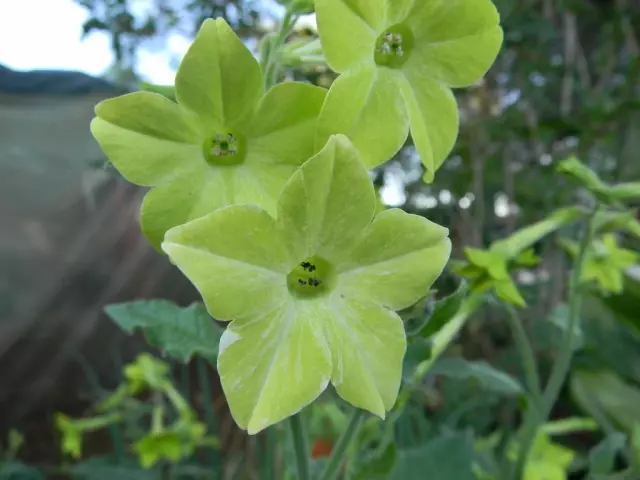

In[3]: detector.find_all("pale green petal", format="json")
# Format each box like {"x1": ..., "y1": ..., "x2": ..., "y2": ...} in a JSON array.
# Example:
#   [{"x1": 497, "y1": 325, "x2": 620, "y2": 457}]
[
  {"x1": 218, "y1": 301, "x2": 332, "y2": 434},
  {"x1": 141, "y1": 167, "x2": 228, "y2": 249},
  {"x1": 404, "y1": 0, "x2": 503, "y2": 87},
  {"x1": 323, "y1": 296, "x2": 406, "y2": 414},
  {"x1": 278, "y1": 135, "x2": 376, "y2": 263},
  {"x1": 161, "y1": 204, "x2": 291, "y2": 321},
  {"x1": 247, "y1": 82, "x2": 327, "y2": 166},
  {"x1": 315, "y1": 0, "x2": 378, "y2": 72},
  {"x1": 338, "y1": 208, "x2": 451, "y2": 311},
  {"x1": 316, "y1": 65, "x2": 409, "y2": 168},
  {"x1": 398, "y1": 73, "x2": 459, "y2": 182},
  {"x1": 175, "y1": 18, "x2": 263, "y2": 130},
  {"x1": 91, "y1": 92, "x2": 203, "y2": 186}
]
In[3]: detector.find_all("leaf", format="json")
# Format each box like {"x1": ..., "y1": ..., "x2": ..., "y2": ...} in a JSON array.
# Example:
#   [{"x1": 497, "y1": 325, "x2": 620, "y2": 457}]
[
  {"x1": 431, "y1": 357, "x2": 524, "y2": 396},
  {"x1": 104, "y1": 301, "x2": 223, "y2": 363},
  {"x1": 72, "y1": 457, "x2": 162, "y2": 480},
  {"x1": 588, "y1": 432, "x2": 627, "y2": 475},
  {"x1": 0, "y1": 462, "x2": 45, "y2": 480},
  {"x1": 608, "y1": 183, "x2": 640, "y2": 201},
  {"x1": 420, "y1": 281, "x2": 469, "y2": 338},
  {"x1": 388, "y1": 432, "x2": 475, "y2": 480},
  {"x1": 353, "y1": 442, "x2": 397, "y2": 480},
  {"x1": 557, "y1": 156, "x2": 608, "y2": 195}
]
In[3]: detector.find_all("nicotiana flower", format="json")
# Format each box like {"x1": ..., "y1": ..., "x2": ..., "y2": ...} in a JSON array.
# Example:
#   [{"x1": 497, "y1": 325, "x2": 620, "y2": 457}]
[
  {"x1": 162, "y1": 135, "x2": 451, "y2": 434},
  {"x1": 562, "y1": 234, "x2": 639, "y2": 294},
  {"x1": 315, "y1": 0, "x2": 503, "y2": 181},
  {"x1": 91, "y1": 18, "x2": 327, "y2": 248}
]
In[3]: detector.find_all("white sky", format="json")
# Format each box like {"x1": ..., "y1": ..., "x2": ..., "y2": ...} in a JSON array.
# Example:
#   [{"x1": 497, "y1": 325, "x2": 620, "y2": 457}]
[{"x1": 0, "y1": 0, "x2": 207, "y2": 84}]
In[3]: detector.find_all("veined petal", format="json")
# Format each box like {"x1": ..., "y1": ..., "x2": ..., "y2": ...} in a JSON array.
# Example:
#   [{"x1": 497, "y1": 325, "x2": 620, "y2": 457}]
[
  {"x1": 316, "y1": 65, "x2": 409, "y2": 169},
  {"x1": 247, "y1": 82, "x2": 327, "y2": 166},
  {"x1": 404, "y1": 0, "x2": 503, "y2": 87},
  {"x1": 338, "y1": 209, "x2": 451, "y2": 311},
  {"x1": 175, "y1": 18, "x2": 263, "y2": 131},
  {"x1": 315, "y1": 0, "x2": 378, "y2": 72},
  {"x1": 141, "y1": 167, "x2": 230, "y2": 249},
  {"x1": 161, "y1": 204, "x2": 290, "y2": 320},
  {"x1": 398, "y1": 73, "x2": 459, "y2": 182},
  {"x1": 218, "y1": 301, "x2": 332, "y2": 434},
  {"x1": 277, "y1": 135, "x2": 376, "y2": 263},
  {"x1": 91, "y1": 92, "x2": 203, "y2": 186},
  {"x1": 323, "y1": 296, "x2": 406, "y2": 415}
]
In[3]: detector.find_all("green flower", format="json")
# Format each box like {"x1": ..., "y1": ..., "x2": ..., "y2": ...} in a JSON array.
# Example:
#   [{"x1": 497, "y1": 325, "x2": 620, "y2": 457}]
[
  {"x1": 455, "y1": 247, "x2": 527, "y2": 307},
  {"x1": 162, "y1": 135, "x2": 451, "y2": 434},
  {"x1": 91, "y1": 18, "x2": 327, "y2": 248},
  {"x1": 315, "y1": 0, "x2": 503, "y2": 181},
  {"x1": 563, "y1": 234, "x2": 639, "y2": 294},
  {"x1": 133, "y1": 420, "x2": 206, "y2": 468}
]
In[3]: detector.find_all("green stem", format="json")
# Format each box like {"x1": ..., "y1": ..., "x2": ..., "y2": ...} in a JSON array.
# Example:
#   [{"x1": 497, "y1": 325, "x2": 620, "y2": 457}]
[
  {"x1": 504, "y1": 305, "x2": 542, "y2": 408},
  {"x1": 320, "y1": 409, "x2": 364, "y2": 480},
  {"x1": 263, "y1": 10, "x2": 297, "y2": 90},
  {"x1": 289, "y1": 413, "x2": 310, "y2": 480},
  {"x1": 512, "y1": 206, "x2": 599, "y2": 479}
]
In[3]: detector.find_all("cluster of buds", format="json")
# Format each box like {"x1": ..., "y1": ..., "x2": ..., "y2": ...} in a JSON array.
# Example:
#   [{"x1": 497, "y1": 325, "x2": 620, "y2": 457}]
[{"x1": 211, "y1": 133, "x2": 238, "y2": 157}]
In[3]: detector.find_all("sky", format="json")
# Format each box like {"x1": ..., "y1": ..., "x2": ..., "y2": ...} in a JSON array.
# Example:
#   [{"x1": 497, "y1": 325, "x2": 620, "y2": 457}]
[{"x1": 0, "y1": 0, "x2": 195, "y2": 84}]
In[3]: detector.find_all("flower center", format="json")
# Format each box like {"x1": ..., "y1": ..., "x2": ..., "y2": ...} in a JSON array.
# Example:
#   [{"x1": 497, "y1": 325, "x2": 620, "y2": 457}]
[
  {"x1": 203, "y1": 130, "x2": 246, "y2": 166},
  {"x1": 374, "y1": 24, "x2": 414, "y2": 69},
  {"x1": 287, "y1": 256, "x2": 336, "y2": 299}
]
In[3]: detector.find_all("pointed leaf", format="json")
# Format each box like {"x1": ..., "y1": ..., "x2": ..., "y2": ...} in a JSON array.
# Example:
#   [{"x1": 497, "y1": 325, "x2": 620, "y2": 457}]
[{"x1": 104, "y1": 300, "x2": 223, "y2": 362}]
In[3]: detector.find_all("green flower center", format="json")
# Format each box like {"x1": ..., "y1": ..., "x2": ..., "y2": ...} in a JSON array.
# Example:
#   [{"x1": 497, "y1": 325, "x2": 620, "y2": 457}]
[
  {"x1": 374, "y1": 24, "x2": 414, "y2": 69},
  {"x1": 287, "y1": 256, "x2": 336, "y2": 299},
  {"x1": 203, "y1": 131, "x2": 246, "y2": 166}
]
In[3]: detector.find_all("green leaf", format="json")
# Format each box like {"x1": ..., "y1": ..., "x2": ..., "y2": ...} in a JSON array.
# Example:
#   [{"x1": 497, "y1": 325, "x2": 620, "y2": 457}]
[
  {"x1": 420, "y1": 281, "x2": 469, "y2": 338},
  {"x1": 589, "y1": 432, "x2": 627, "y2": 475},
  {"x1": 541, "y1": 417, "x2": 598, "y2": 436},
  {"x1": 557, "y1": 156, "x2": 609, "y2": 195},
  {"x1": 140, "y1": 82, "x2": 175, "y2": 101},
  {"x1": 491, "y1": 207, "x2": 583, "y2": 260},
  {"x1": 388, "y1": 432, "x2": 475, "y2": 480},
  {"x1": 175, "y1": 18, "x2": 262, "y2": 130},
  {"x1": 104, "y1": 301, "x2": 223, "y2": 363},
  {"x1": 0, "y1": 462, "x2": 45, "y2": 480},
  {"x1": 571, "y1": 370, "x2": 640, "y2": 434},
  {"x1": 353, "y1": 442, "x2": 397, "y2": 479},
  {"x1": 72, "y1": 457, "x2": 162, "y2": 480},
  {"x1": 609, "y1": 183, "x2": 640, "y2": 201},
  {"x1": 316, "y1": 65, "x2": 410, "y2": 169},
  {"x1": 431, "y1": 357, "x2": 524, "y2": 396}
]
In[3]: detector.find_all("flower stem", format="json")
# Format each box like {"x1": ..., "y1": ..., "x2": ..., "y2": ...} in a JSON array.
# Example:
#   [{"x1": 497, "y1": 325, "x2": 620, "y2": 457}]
[
  {"x1": 512, "y1": 206, "x2": 598, "y2": 478},
  {"x1": 504, "y1": 305, "x2": 542, "y2": 408},
  {"x1": 320, "y1": 409, "x2": 364, "y2": 480},
  {"x1": 289, "y1": 413, "x2": 310, "y2": 480},
  {"x1": 263, "y1": 10, "x2": 297, "y2": 90}
]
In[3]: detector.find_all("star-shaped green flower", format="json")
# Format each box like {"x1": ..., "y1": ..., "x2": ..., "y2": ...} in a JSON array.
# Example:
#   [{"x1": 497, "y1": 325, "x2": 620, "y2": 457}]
[
  {"x1": 454, "y1": 247, "x2": 529, "y2": 307},
  {"x1": 314, "y1": 0, "x2": 503, "y2": 181},
  {"x1": 91, "y1": 18, "x2": 327, "y2": 248},
  {"x1": 162, "y1": 135, "x2": 451, "y2": 434},
  {"x1": 563, "y1": 234, "x2": 639, "y2": 294}
]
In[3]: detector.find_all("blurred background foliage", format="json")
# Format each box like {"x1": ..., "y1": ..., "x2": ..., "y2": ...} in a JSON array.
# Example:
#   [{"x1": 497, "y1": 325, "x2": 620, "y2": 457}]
[{"x1": 0, "y1": 0, "x2": 639, "y2": 478}]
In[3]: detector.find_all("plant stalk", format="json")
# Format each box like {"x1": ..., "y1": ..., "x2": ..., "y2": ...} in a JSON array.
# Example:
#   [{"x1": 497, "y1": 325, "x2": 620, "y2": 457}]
[
  {"x1": 512, "y1": 206, "x2": 598, "y2": 478},
  {"x1": 289, "y1": 413, "x2": 311, "y2": 480},
  {"x1": 320, "y1": 409, "x2": 364, "y2": 480},
  {"x1": 263, "y1": 10, "x2": 297, "y2": 90},
  {"x1": 504, "y1": 305, "x2": 542, "y2": 408}
]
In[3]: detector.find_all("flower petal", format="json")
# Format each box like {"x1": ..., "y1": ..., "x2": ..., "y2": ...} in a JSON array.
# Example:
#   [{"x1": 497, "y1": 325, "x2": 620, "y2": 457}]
[
  {"x1": 277, "y1": 135, "x2": 376, "y2": 263},
  {"x1": 398, "y1": 73, "x2": 459, "y2": 182},
  {"x1": 316, "y1": 65, "x2": 410, "y2": 169},
  {"x1": 247, "y1": 82, "x2": 327, "y2": 166},
  {"x1": 162, "y1": 204, "x2": 290, "y2": 320},
  {"x1": 404, "y1": 0, "x2": 503, "y2": 87},
  {"x1": 315, "y1": 0, "x2": 378, "y2": 72},
  {"x1": 338, "y1": 208, "x2": 451, "y2": 311},
  {"x1": 218, "y1": 301, "x2": 332, "y2": 434},
  {"x1": 175, "y1": 18, "x2": 263, "y2": 130},
  {"x1": 323, "y1": 296, "x2": 406, "y2": 414},
  {"x1": 91, "y1": 91, "x2": 203, "y2": 186}
]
